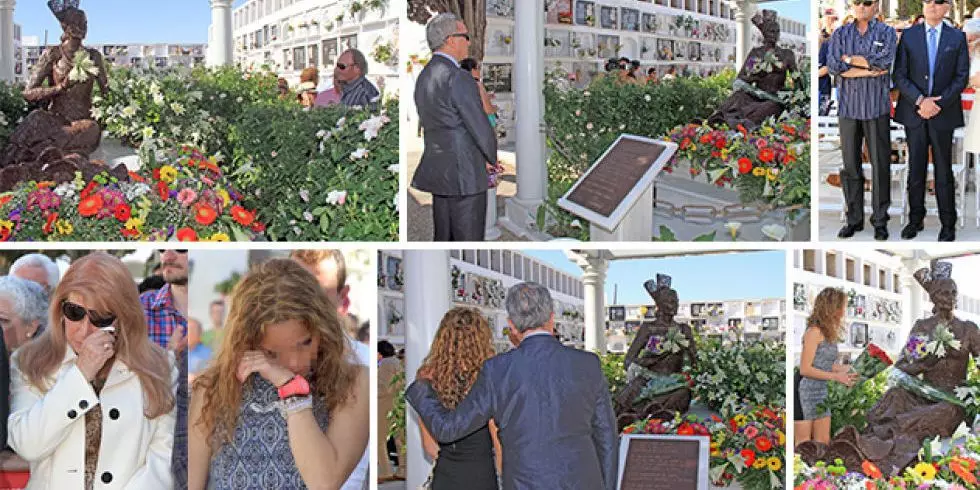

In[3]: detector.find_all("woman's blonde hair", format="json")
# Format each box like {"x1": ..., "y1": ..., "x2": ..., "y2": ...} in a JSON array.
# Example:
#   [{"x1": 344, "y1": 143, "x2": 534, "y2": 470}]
[
  {"x1": 15, "y1": 252, "x2": 174, "y2": 418},
  {"x1": 806, "y1": 287, "x2": 847, "y2": 343},
  {"x1": 418, "y1": 307, "x2": 495, "y2": 409},
  {"x1": 194, "y1": 258, "x2": 359, "y2": 445}
]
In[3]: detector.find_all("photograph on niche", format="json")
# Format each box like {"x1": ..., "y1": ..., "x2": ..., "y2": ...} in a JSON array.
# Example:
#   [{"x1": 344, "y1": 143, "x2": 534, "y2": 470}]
[{"x1": 404, "y1": 0, "x2": 810, "y2": 242}]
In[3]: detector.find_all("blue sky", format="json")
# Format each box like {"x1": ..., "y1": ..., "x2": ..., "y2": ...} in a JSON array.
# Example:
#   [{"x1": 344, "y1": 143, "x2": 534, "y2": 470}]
[
  {"x1": 15, "y1": 0, "x2": 808, "y2": 44},
  {"x1": 522, "y1": 250, "x2": 786, "y2": 304},
  {"x1": 15, "y1": 1, "x2": 211, "y2": 44}
]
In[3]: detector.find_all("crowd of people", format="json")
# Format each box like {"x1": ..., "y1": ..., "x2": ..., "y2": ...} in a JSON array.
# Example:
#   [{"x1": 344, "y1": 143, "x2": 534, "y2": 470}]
[
  {"x1": 818, "y1": 1, "x2": 980, "y2": 242},
  {"x1": 277, "y1": 48, "x2": 382, "y2": 111}
]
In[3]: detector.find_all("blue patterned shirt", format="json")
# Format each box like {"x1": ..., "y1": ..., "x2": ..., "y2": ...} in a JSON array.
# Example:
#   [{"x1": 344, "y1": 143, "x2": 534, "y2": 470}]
[{"x1": 827, "y1": 19, "x2": 898, "y2": 120}]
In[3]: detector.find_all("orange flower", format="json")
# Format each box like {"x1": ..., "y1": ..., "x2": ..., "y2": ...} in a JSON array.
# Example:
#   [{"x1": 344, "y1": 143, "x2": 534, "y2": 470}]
[
  {"x1": 43, "y1": 212, "x2": 58, "y2": 235},
  {"x1": 157, "y1": 181, "x2": 170, "y2": 201},
  {"x1": 677, "y1": 423, "x2": 695, "y2": 436},
  {"x1": 754, "y1": 436, "x2": 772, "y2": 452},
  {"x1": 681, "y1": 137, "x2": 692, "y2": 149},
  {"x1": 862, "y1": 460, "x2": 883, "y2": 479},
  {"x1": 230, "y1": 205, "x2": 254, "y2": 226},
  {"x1": 950, "y1": 457, "x2": 978, "y2": 484},
  {"x1": 121, "y1": 227, "x2": 140, "y2": 239},
  {"x1": 176, "y1": 227, "x2": 198, "y2": 242},
  {"x1": 114, "y1": 204, "x2": 132, "y2": 222},
  {"x1": 622, "y1": 426, "x2": 635, "y2": 434},
  {"x1": 128, "y1": 171, "x2": 146, "y2": 183},
  {"x1": 0, "y1": 194, "x2": 12, "y2": 207},
  {"x1": 194, "y1": 204, "x2": 218, "y2": 226},
  {"x1": 80, "y1": 181, "x2": 97, "y2": 199},
  {"x1": 78, "y1": 194, "x2": 103, "y2": 217},
  {"x1": 740, "y1": 449, "x2": 756, "y2": 466},
  {"x1": 759, "y1": 147, "x2": 776, "y2": 163},
  {"x1": 738, "y1": 157, "x2": 753, "y2": 174}
]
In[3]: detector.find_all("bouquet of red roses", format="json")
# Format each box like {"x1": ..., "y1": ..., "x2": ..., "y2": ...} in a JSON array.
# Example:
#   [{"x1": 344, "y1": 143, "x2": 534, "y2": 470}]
[{"x1": 851, "y1": 343, "x2": 893, "y2": 383}]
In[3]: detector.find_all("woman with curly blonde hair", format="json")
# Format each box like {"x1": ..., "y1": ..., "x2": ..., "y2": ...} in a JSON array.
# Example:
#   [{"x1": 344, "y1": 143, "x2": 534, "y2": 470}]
[
  {"x1": 188, "y1": 258, "x2": 369, "y2": 490},
  {"x1": 8, "y1": 252, "x2": 177, "y2": 489},
  {"x1": 795, "y1": 287, "x2": 857, "y2": 447},
  {"x1": 417, "y1": 307, "x2": 501, "y2": 490}
]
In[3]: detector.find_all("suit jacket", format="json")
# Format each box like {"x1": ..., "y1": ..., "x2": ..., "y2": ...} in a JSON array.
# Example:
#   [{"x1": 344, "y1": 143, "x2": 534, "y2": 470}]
[
  {"x1": 412, "y1": 53, "x2": 497, "y2": 197},
  {"x1": 8, "y1": 349, "x2": 177, "y2": 490},
  {"x1": 893, "y1": 22, "x2": 970, "y2": 131},
  {"x1": 407, "y1": 334, "x2": 618, "y2": 490}
]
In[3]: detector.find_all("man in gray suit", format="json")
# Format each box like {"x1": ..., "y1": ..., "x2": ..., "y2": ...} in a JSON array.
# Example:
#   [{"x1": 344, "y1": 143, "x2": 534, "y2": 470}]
[
  {"x1": 411, "y1": 13, "x2": 498, "y2": 241},
  {"x1": 407, "y1": 282, "x2": 619, "y2": 490}
]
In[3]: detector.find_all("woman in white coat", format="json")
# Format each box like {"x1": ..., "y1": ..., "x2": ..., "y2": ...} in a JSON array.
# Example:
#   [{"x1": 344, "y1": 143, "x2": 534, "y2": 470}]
[{"x1": 7, "y1": 252, "x2": 177, "y2": 490}]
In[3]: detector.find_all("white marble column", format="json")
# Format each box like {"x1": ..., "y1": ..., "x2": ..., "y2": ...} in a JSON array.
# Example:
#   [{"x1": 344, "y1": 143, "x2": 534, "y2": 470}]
[
  {"x1": 582, "y1": 257, "x2": 608, "y2": 354},
  {"x1": 0, "y1": 0, "x2": 14, "y2": 82},
  {"x1": 514, "y1": 0, "x2": 546, "y2": 207},
  {"x1": 404, "y1": 250, "x2": 452, "y2": 490},
  {"x1": 900, "y1": 256, "x2": 926, "y2": 348},
  {"x1": 733, "y1": 0, "x2": 755, "y2": 69},
  {"x1": 209, "y1": 0, "x2": 234, "y2": 67}
]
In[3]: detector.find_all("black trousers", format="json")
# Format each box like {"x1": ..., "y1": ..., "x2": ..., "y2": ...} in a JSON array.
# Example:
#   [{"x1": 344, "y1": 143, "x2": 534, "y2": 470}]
[
  {"x1": 839, "y1": 115, "x2": 892, "y2": 227},
  {"x1": 906, "y1": 121, "x2": 957, "y2": 229},
  {"x1": 432, "y1": 192, "x2": 487, "y2": 241}
]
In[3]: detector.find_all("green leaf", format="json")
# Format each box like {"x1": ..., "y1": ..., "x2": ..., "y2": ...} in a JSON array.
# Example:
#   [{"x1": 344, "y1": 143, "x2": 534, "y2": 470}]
[
  {"x1": 657, "y1": 225, "x2": 676, "y2": 241},
  {"x1": 693, "y1": 231, "x2": 716, "y2": 242}
]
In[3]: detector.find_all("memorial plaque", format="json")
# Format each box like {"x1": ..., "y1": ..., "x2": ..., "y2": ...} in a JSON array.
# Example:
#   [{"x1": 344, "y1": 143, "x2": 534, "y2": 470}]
[
  {"x1": 558, "y1": 135, "x2": 676, "y2": 232},
  {"x1": 618, "y1": 435, "x2": 709, "y2": 490}
]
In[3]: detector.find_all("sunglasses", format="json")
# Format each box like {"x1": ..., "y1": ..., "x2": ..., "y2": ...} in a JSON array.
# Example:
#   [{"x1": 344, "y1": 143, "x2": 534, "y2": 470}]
[
  {"x1": 336, "y1": 62, "x2": 348, "y2": 70},
  {"x1": 851, "y1": 0, "x2": 876, "y2": 6},
  {"x1": 923, "y1": 0, "x2": 948, "y2": 4},
  {"x1": 449, "y1": 32, "x2": 471, "y2": 41},
  {"x1": 62, "y1": 301, "x2": 116, "y2": 329},
  {"x1": 159, "y1": 250, "x2": 188, "y2": 254}
]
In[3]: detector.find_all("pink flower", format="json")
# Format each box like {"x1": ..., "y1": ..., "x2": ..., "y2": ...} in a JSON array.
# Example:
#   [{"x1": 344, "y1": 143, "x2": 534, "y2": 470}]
[
  {"x1": 743, "y1": 425, "x2": 759, "y2": 439},
  {"x1": 177, "y1": 188, "x2": 198, "y2": 206}
]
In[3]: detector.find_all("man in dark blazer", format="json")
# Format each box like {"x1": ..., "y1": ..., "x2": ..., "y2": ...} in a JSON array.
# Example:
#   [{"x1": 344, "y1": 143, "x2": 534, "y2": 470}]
[
  {"x1": 406, "y1": 282, "x2": 618, "y2": 490},
  {"x1": 893, "y1": 0, "x2": 970, "y2": 241},
  {"x1": 411, "y1": 12, "x2": 498, "y2": 241}
]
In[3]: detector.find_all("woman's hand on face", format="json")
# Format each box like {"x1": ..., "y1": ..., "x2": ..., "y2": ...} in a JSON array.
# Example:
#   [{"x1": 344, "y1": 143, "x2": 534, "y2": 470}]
[
  {"x1": 76, "y1": 329, "x2": 115, "y2": 381},
  {"x1": 236, "y1": 351, "x2": 294, "y2": 387}
]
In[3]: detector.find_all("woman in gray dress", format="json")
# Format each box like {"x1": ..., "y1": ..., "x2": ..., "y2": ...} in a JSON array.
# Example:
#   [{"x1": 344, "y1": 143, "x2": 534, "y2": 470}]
[{"x1": 795, "y1": 287, "x2": 858, "y2": 446}]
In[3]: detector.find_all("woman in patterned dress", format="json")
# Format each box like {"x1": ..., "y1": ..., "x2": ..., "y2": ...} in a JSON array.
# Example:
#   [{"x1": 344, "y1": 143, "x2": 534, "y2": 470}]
[{"x1": 188, "y1": 258, "x2": 369, "y2": 490}]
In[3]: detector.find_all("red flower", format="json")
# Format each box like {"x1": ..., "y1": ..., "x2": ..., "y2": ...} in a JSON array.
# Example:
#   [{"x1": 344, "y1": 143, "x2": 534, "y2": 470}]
[
  {"x1": 862, "y1": 460, "x2": 883, "y2": 479},
  {"x1": 250, "y1": 221, "x2": 266, "y2": 233},
  {"x1": 80, "y1": 181, "x2": 97, "y2": 199},
  {"x1": 759, "y1": 147, "x2": 776, "y2": 163},
  {"x1": 738, "y1": 157, "x2": 753, "y2": 174},
  {"x1": 230, "y1": 205, "x2": 254, "y2": 226},
  {"x1": 194, "y1": 204, "x2": 218, "y2": 225},
  {"x1": 781, "y1": 152, "x2": 796, "y2": 165},
  {"x1": 714, "y1": 138, "x2": 726, "y2": 149},
  {"x1": 680, "y1": 137, "x2": 692, "y2": 149},
  {"x1": 152, "y1": 168, "x2": 162, "y2": 181},
  {"x1": 121, "y1": 228, "x2": 140, "y2": 239},
  {"x1": 677, "y1": 423, "x2": 695, "y2": 436},
  {"x1": 176, "y1": 227, "x2": 198, "y2": 241},
  {"x1": 740, "y1": 449, "x2": 756, "y2": 466},
  {"x1": 157, "y1": 181, "x2": 170, "y2": 201},
  {"x1": 128, "y1": 171, "x2": 145, "y2": 183},
  {"x1": 711, "y1": 150, "x2": 721, "y2": 159},
  {"x1": 761, "y1": 408, "x2": 778, "y2": 421},
  {"x1": 0, "y1": 195, "x2": 12, "y2": 207},
  {"x1": 623, "y1": 426, "x2": 636, "y2": 434},
  {"x1": 699, "y1": 134, "x2": 712, "y2": 144},
  {"x1": 43, "y1": 212, "x2": 58, "y2": 234},
  {"x1": 78, "y1": 194, "x2": 103, "y2": 217},
  {"x1": 0, "y1": 227, "x2": 9, "y2": 241},
  {"x1": 755, "y1": 436, "x2": 772, "y2": 452},
  {"x1": 782, "y1": 124, "x2": 796, "y2": 135},
  {"x1": 114, "y1": 204, "x2": 132, "y2": 222}
]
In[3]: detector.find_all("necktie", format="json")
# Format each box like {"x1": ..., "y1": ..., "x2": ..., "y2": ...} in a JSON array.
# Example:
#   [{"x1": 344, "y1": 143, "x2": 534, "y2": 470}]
[{"x1": 928, "y1": 27, "x2": 938, "y2": 95}]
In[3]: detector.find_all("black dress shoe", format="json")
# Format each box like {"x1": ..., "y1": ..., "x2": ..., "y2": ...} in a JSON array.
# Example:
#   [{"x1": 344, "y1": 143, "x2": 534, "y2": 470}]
[
  {"x1": 939, "y1": 228, "x2": 956, "y2": 242},
  {"x1": 901, "y1": 222, "x2": 924, "y2": 240},
  {"x1": 838, "y1": 224, "x2": 863, "y2": 238},
  {"x1": 874, "y1": 226, "x2": 889, "y2": 241}
]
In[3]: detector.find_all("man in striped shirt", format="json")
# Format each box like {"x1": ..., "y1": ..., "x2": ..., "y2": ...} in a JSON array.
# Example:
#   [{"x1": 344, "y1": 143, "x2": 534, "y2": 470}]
[
  {"x1": 335, "y1": 48, "x2": 380, "y2": 110},
  {"x1": 827, "y1": 0, "x2": 898, "y2": 240}
]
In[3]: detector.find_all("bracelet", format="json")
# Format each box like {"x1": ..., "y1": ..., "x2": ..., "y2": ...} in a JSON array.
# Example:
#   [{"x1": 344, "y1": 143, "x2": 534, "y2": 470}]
[{"x1": 279, "y1": 395, "x2": 313, "y2": 417}]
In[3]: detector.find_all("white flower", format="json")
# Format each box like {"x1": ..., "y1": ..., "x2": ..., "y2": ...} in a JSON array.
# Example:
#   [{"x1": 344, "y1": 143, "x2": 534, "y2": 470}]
[
  {"x1": 236, "y1": 96, "x2": 243, "y2": 103},
  {"x1": 170, "y1": 103, "x2": 185, "y2": 115},
  {"x1": 618, "y1": 124, "x2": 626, "y2": 130},
  {"x1": 89, "y1": 107, "x2": 103, "y2": 120},
  {"x1": 761, "y1": 224, "x2": 787, "y2": 241},
  {"x1": 326, "y1": 190, "x2": 348, "y2": 205},
  {"x1": 303, "y1": 211, "x2": 314, "y2": 222},
  {"x1": 393, "y1": 195, "x2": 399, "y2": 211},
  {"x1": 293, "y1": 226, "x2": 302, "y2": 235},
  {"x1": 725, "y1": 221, "x2": 741, "y2": 240},
  {"x1": 575, "y1": 110, "x2": 581, "y2": 116},
  {"x1": 271, "y1": 151, "x2": 278, "y2": 158},
  {"x1": 336, "y1": 117, "x2": 347, "y2": 128},
  {"x1": 359, "y1": 114, "x2": 389, "y2": 141},
  {"x1": 122, "y1": 105, "x2": 137, "y2": 118},
  {"x1": 387, "y1": 164, "x2": 399, "y2": 173},
  {"x1": 570, "y1": 219, "x2": 582, "y2": 229},
  {"x1": 142, "y1": 127, "x2": 155, "y2": 140},
  {"x1": 153, "y1": 92, "x2": 165, "y2": 106},
  {"x1": 586, "y1": 122, "x2": 593, "y2": 130},
  {"x1": 219, "y1": 93, "x2": 227, "y2": 99},
  {"x1": 350, "y1": 148, "x2": 369, "y2": 160},
  {"x1": 289, "y1": 219, "x2": 296, "y2": 225},
  {"x1": 583, "y1": 90, "x2": 591, "y2": 96},
  {"x1": 644, "y1": 94, "x2": 651, "y2": 102},
  {"x1": 316, "y1": 129, "x2": 327, "y2": 138},
  {"x1": 299, "y1": 189, "x2": 310, "y2": 202}
]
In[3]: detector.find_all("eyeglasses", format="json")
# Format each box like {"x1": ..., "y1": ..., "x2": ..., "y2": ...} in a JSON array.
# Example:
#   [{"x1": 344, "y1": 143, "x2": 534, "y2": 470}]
[
  {"x1": 449, "y1": 32, "x2": 471, "y2": 41},
  {"x1": 336, "y1": 62, "x2": 348, "y2": 70},
  {"x1": 923, "y1": 0, "x2": 947, "y2": 4},
  {"x1": 62, "y1": 301, "x2": 116, "y2": 329},
  {"x1": 159, "y1": 250, "x2": 188, "y2": 255},
  {"x1": 851, "y1": 0, "x2": 876, "y2": 6}
]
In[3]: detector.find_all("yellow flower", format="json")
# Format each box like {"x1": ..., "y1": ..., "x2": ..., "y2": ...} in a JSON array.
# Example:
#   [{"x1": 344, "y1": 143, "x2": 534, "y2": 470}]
[
  {"x1": 752, "y1": 167, "x2": 766, "y2": 177},
  {"x1": 776, "y1": 430, "x2": 785, "y2": 446},
  {"x1": 0, "y1": 219, "x2": 13, "y2": 231},
  {"x1": 159, "y1": 165, "x2": 178, "y2": 183},
  {"x1": 733, "y1": 414, "x2": 748, "y2": 427},
  {"x1": 913, "y1": 462, "x2": 937, "y2": 481},
  {"x1": 218, "y1": 189, "x2": 231, "y2": 207},
  {"x1": 752, "y1": 458, "x2": 767, "y2": 470},
  {"x1": 690, "y1": 144, "x2": 697, "y2": 152},
  {"x1": 767, "y1": 457, "x2": 782, "y2": 471},
  {"x1": 208, "y1": 232, "x2": 230, "y2": 242},
  {"x1": 710, "y1": 442, "x2": 720, "y2": 456},
  {"x1": 125, "y1": 217, "x2": 143, "y2": 230},
  {"x1": 56, "y1": 219, "x2": 73, "y2": 235},
  {"x1": 767, "y1": 168, "x2": 778, "y2": 181},
  {"x1": 761, "y1": 126, "x2": 775, "y2": 136}
]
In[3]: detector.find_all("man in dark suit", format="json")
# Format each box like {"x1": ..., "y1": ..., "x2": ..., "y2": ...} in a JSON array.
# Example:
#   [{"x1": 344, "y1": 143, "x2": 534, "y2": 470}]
[
  {"x1": 406, "y1": 282, "x2": 618, "y2": 490},
  {"x1": 411, "y1": 13, "x2": 498, "y2": 241},
  {"x1": 893, "y1": 0, "x2": 970, "y2": 241}
]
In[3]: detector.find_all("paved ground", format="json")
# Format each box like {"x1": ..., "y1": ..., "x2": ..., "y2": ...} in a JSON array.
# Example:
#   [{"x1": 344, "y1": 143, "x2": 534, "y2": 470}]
[{"x1": 817, "y1": 141, "x2": 980, "y2": 242}]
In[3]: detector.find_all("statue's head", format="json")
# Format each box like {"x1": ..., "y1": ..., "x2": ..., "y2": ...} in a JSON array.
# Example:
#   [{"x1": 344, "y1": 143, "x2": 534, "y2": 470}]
[
  {"x1": 752, "y1": 9, "x2": 781, "y2": 44},
  {"x1": 49, "y1": 1, "x2": 87, "y2": 41},
  {"x1": 915, "y1": 261, "x2": 957, "y2": 316},
  {"x1": 644, "y1": 274, "x2": 679, "y2": 318}
]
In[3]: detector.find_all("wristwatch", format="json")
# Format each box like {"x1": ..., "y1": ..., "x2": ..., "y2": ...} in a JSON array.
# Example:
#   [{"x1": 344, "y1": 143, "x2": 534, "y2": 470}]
[
  {"x1": 280, "y1": 395, "x2": 313, "y2": 416},
  {"x1": 277, "y1": 375, "x2": 311, "y2": 399}
]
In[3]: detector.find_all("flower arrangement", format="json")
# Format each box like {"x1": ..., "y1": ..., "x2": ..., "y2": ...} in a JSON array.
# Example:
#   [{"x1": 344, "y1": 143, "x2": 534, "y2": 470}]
[
  {"x1": 623, "y1": 407, "x2": 785, "y2": 489},
  {"x1": 851, "y1": 343, "x2": 893, "y2": 383},
  {"x1": 69, "y1": 50, "x2": 101, "y2": 83},
  {"x1": 690, "y1": 338, "x2": 785, "y2": 416},
  {"x1": 370, "y1": 40, "x2": 397, "y2": 66},
  {"x1": 904, "y1": 334, "x2": 930, "y2": 361},
  {"x1": 0, "y1": 146, "x2": 263, "y2": 242},
  {"x1": 643, "y1": 327, "x2": 690, "y2": 356}
]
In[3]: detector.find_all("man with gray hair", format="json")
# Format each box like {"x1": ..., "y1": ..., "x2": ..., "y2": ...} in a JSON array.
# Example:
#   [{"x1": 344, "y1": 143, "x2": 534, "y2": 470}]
[
  {"x1": 9, "y1": 253, "x2": 60, "y2": 293},
  {"x1": 333, "y1": 48, "x2": 380, "y2": 109},
  {"x1": 411, "y1": 12, "x2": 498, "y2": 241},
  {"x1": 0, "y1": 275, "x2": 48, "y2": 352},
  {"x1": 407, "y1": 282, "x2": 618, "y2": 489}
]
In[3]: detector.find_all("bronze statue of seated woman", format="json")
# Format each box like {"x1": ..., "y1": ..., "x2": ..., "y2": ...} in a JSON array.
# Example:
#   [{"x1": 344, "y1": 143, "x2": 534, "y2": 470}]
[
  {"x1": 614, "y1": 274, "x2": 697, "y2": 432},
  {"x1": 798, "y1": 261, "x2": 980, "y2": 476},
  {"x1": 0, "y1": 1, "x2": 126, "y2": 190},
  {"x1": 707, "y1": 9, "x2": 797, "y2": 130}
]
